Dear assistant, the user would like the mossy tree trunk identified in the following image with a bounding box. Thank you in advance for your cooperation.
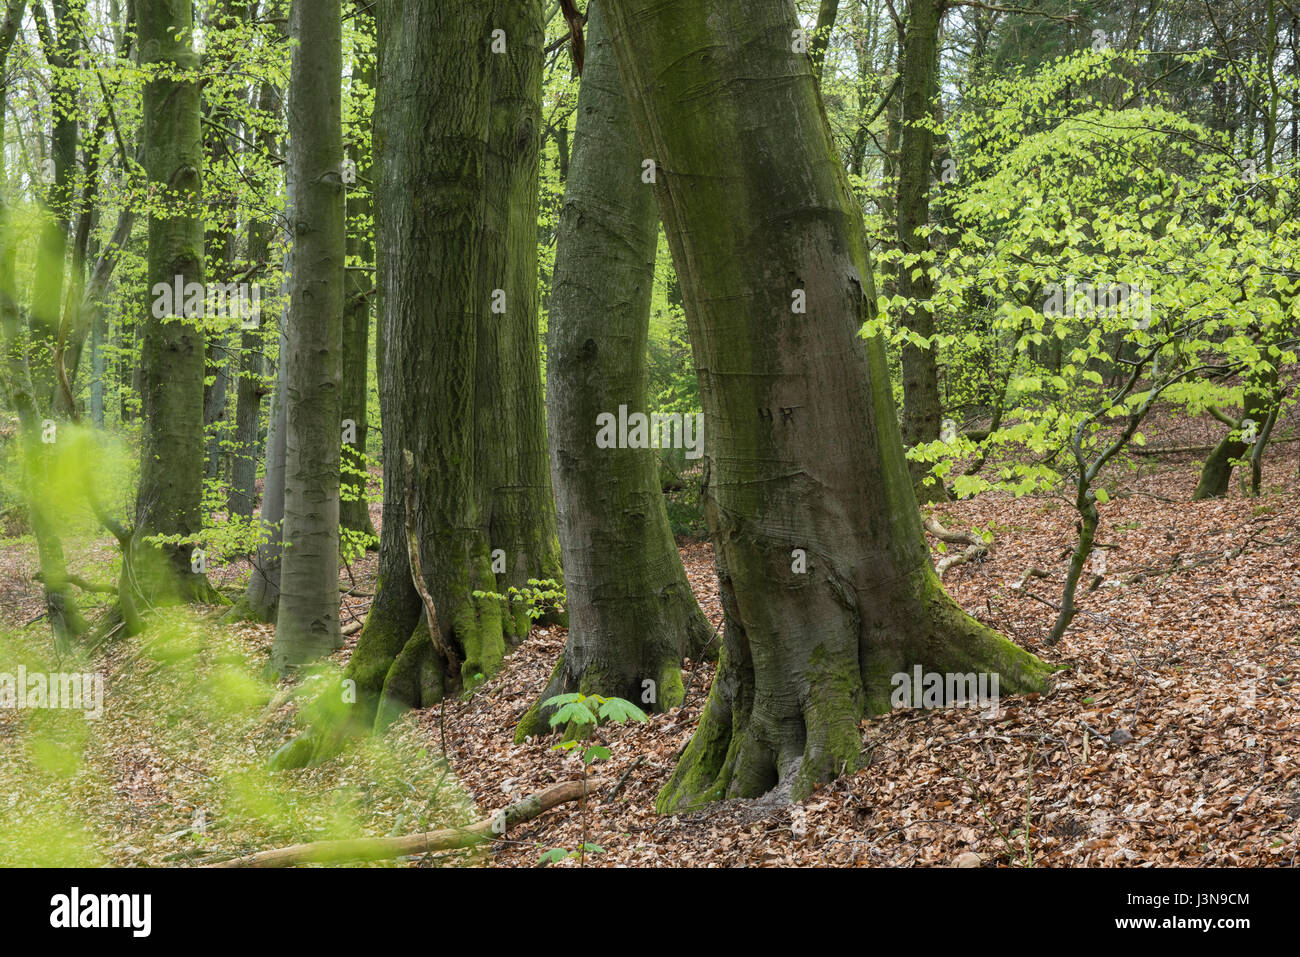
[475,0,563,616]
[298,0,561,747]
[1193,386,1273,500]
[895,0,947,502]
[603,0,1052,809]
[515,1,712,743]
[272,0,346,672]
[1193,320,1287,500]
[133,0,221,608]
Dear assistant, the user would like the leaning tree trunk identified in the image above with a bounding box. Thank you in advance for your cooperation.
[603,0,1052,810]
[1193,386,1274,500]
[133,0,220,608]
[271,0,346,672]
[895,0,947,502]
[809,0,840,80]
[514,0,712,742]
[1193,319,1286,500]
[272,0,563,767]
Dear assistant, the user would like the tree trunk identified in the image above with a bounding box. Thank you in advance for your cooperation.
[228,20,285,522]
[1193,380,1277,499]
[895,0,947,502]
[227,330,287,621]
[89,305,104,424]
[515,0,712,742]
[202,336,234,482]
[30,0,80,409]
[474,0,563,621]
[272,0,346,672]
[228,322,266,520]
[275,0,563,763]
[0,0,87,648]
[133,0,220,607]
[603,0,1051,809]
[200,2,246,486]
[810,0,840,79]
[339,0,377,542]
[231,50,298,624]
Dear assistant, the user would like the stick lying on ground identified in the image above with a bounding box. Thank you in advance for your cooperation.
[923,515,988,578]
[208,776,607,868]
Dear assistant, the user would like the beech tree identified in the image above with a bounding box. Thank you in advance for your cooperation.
[602,0,1051,809]
[275,0,562,763]
[0,0,89,646]
[132,0,220,608]
[515,0,712,741]
[228,13,283,521]
[227,7,290,623]
[339,0,376,542]
[893,0,947,501]
[30,0,80,410]
[272,0,346,672]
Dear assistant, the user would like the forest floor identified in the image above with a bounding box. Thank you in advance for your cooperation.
[1,411,1297,866]
[426,420,1300,868]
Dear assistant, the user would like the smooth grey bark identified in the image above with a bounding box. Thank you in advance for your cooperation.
[272,0,346,671]
[201,1,247,483]
[515,1,712,741]
[90,308,104,424]
[228,326,286,622]
[230,74,295,623]
[228,13,285,521]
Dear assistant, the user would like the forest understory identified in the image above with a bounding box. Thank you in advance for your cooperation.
[4,408,1296,868]
[3,0,1298,887]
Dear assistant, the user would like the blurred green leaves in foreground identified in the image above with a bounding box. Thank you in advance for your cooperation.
[0,609,477,866]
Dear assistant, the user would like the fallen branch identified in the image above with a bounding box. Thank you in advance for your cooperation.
[923,515,988,578]
[1012,566,1050,590]
[207,776,607,868]
[1130,435,1300,456]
